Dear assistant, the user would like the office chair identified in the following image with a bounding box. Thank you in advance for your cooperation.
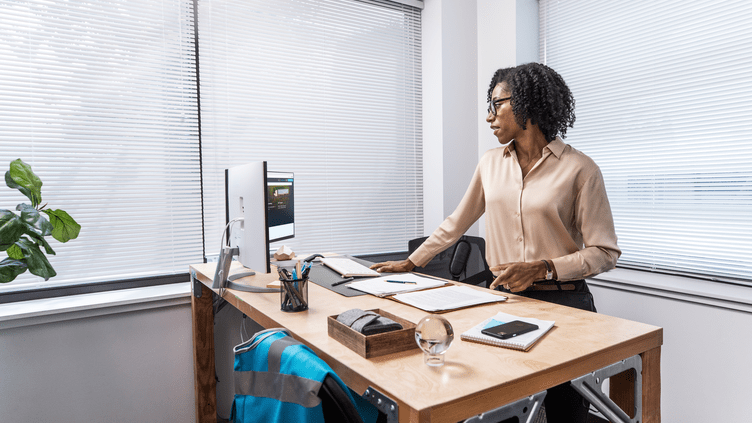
[321,373,387,423]
[408,235,495,288]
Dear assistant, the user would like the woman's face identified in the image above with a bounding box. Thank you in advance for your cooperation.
[486,83,519,145]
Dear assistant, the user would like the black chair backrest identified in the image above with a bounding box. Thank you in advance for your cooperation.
[449,238,473,279]
[408,235,494,288]
[319,374,365,423]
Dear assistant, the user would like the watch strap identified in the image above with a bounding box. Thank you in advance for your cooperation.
[541,260,553,280]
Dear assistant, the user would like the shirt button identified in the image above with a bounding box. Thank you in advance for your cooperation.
[517,236,523,242]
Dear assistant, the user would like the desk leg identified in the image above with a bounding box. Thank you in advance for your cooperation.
[610,346,661,423]
[192,281,217,423]
[640,346,661,423]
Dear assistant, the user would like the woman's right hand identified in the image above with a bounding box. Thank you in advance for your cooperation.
[370,259,416,273]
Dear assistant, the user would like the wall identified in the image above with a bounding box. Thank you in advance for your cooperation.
[0,301,195,422]
[590,277,752,422]
[422,0,538,239]
[422,0,480,234]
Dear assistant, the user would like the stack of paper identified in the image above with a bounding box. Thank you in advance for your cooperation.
[391,285,506,312]
[345,273,447,297]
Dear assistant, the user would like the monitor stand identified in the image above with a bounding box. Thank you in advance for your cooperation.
[213,246,279,293]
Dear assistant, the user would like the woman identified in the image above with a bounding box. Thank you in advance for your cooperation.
[371,62,620,423]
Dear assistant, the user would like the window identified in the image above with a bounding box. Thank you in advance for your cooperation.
[539,0,752,283]
[0,0,201,292]
[1,0,423,296]
[198,0,424,258]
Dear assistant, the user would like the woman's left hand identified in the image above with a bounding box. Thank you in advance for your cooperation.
[489,261,544,292]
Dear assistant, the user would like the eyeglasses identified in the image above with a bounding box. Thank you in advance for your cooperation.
[487,96,512,116]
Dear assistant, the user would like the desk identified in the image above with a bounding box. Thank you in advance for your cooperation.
[190,262,662,423]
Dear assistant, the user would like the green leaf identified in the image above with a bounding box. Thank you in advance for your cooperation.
[0,209,25,251]
[27,232,56,255]
[7,244,23,259]
[17,203,53,237]
[6,159,43,207]
[43,209,80,243]
[0,257,28,283]
[14,237,56,280]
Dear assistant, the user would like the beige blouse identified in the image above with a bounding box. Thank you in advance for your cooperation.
[408,138,621,281]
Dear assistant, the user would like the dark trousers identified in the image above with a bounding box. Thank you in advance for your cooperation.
[500,280,595,423]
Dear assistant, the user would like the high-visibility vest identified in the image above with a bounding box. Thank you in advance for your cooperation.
[231,328,378,423]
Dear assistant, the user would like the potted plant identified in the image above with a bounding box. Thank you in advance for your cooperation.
[0,159,81,283]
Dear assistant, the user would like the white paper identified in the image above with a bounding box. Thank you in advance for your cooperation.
[346,273,448,297]
[391,285,506,312]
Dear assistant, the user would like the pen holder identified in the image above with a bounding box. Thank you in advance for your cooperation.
[280,277,308,312]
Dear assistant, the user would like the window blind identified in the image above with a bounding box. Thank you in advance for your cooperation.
[198,0,423,258]
[0,0,202,291]
[539,0,752,283]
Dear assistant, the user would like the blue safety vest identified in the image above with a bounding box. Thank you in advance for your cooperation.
[231,328,378,423]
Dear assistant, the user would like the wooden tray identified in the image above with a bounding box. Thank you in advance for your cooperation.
[328,309,418,359]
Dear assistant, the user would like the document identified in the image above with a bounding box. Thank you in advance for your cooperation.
[345,273,448,297]
[391,285,506,312]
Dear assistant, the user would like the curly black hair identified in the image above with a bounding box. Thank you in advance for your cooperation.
[487,63,575,142]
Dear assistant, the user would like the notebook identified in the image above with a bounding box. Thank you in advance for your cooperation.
[320,257,380,277]
[460,311,555,351]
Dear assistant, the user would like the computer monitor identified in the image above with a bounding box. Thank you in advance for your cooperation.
[225,161,271,275]
[266,171,294,242]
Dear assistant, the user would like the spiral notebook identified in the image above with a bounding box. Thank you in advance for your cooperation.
[460,312,555,351]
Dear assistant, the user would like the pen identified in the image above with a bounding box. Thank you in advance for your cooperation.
[385,280,417,284]
[331,277,354,287]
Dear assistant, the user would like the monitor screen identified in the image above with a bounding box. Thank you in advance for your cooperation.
[266,171,294,242]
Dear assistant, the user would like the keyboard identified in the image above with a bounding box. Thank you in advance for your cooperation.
[320,257,380,277]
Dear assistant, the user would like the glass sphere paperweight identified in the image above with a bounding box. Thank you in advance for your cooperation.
[415,314,454,366]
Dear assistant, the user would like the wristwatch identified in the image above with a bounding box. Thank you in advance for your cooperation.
[541,260,554,281]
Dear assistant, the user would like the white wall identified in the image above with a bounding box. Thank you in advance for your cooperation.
[422,0,538,239]
[422,0,480,234]
[0,302,195,422]
[590,282,752,422]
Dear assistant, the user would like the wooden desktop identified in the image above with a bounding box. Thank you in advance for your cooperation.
[190,261,662,423]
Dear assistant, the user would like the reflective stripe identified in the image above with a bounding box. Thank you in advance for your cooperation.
[234,370,322,408]
[267,336,301,373]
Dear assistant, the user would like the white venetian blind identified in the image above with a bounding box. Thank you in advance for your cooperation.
[540,0,752,283]
[0,0,202,290]
[198,0,423,258]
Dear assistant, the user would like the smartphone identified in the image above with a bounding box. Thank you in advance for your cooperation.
[481,320,539,339]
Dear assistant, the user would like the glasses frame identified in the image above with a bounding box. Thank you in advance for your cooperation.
[488,96,512,116]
